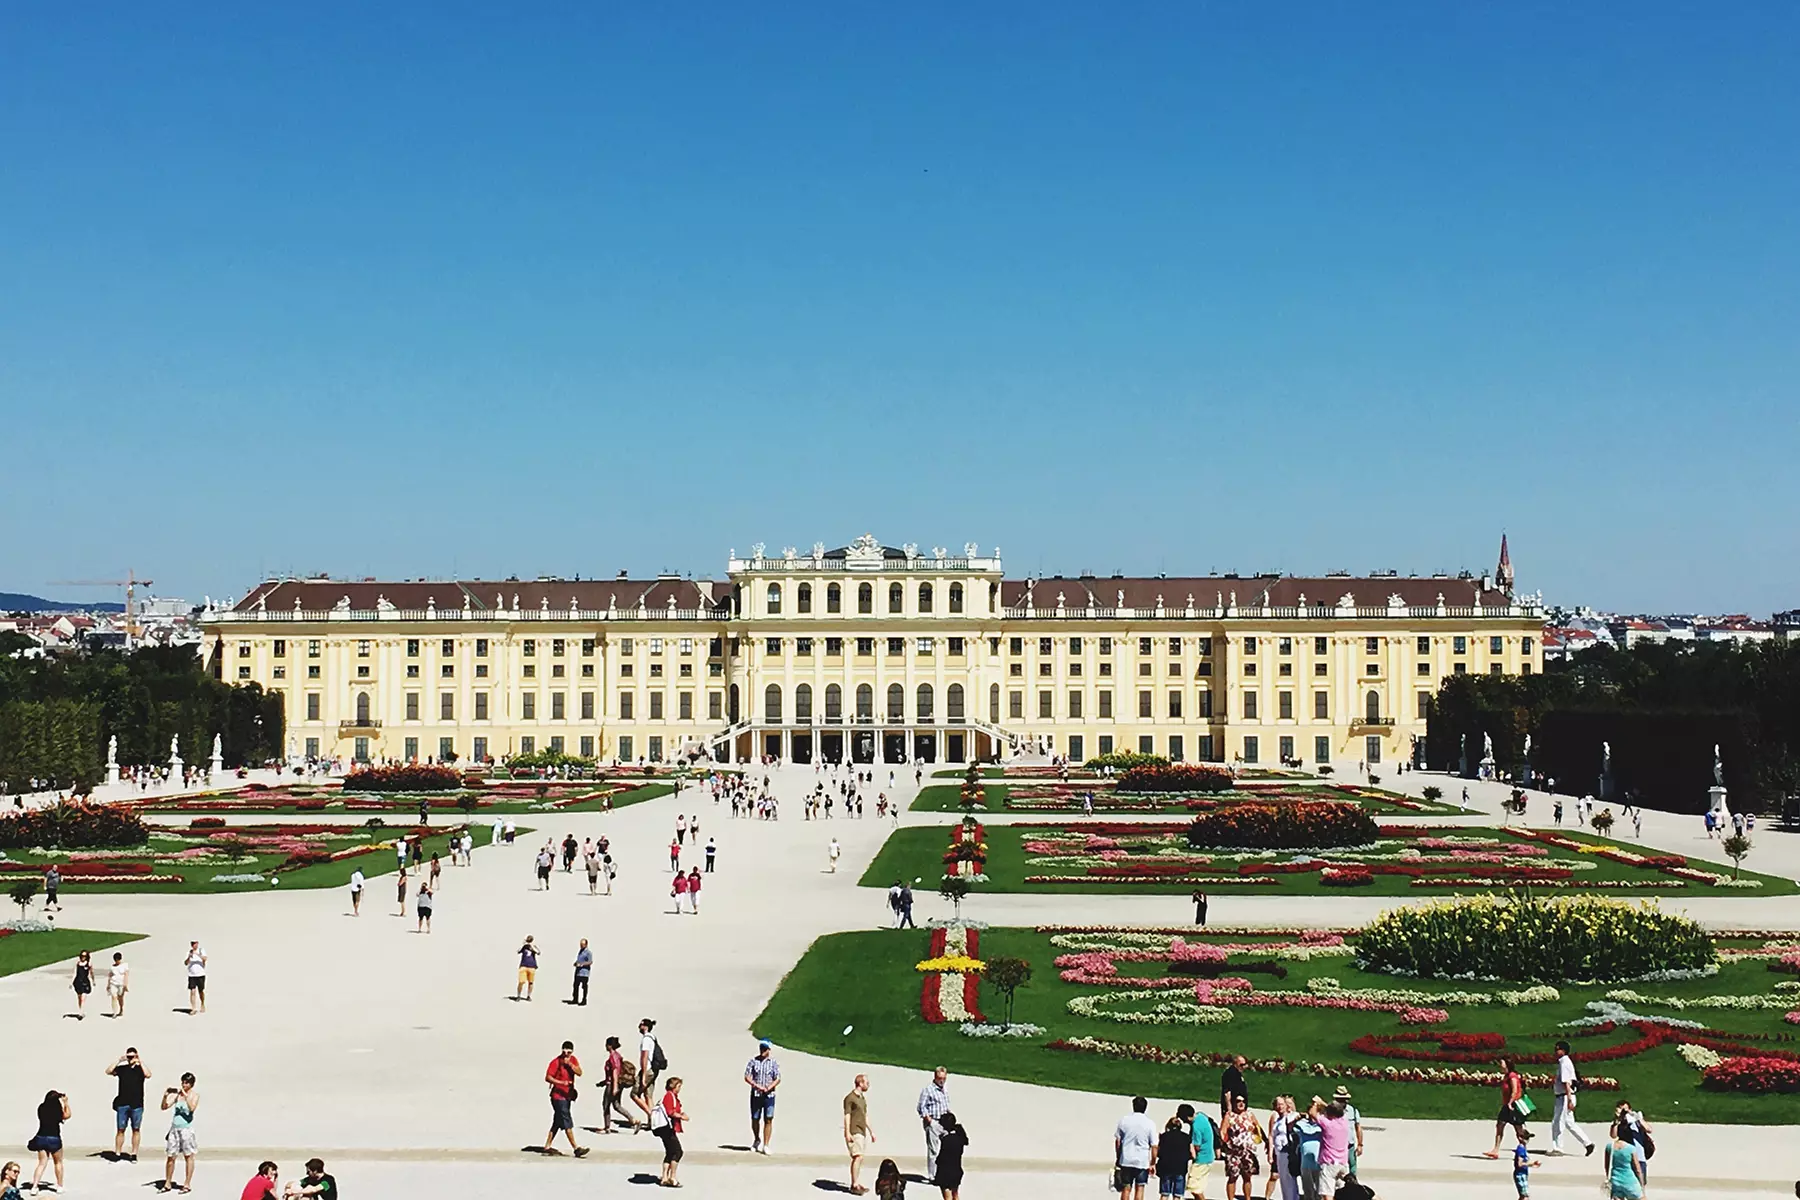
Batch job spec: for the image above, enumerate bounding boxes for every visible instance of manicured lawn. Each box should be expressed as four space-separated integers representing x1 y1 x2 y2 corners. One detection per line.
860 823 1799 897
0 927 145 977
911 781 1464 816
147 782 671 817
756 927 1800 1123
0 824 533 894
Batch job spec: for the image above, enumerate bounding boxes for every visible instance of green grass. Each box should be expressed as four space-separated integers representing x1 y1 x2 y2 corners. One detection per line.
931 766 1006 779
756 927 1800 1123
1 825 533 894
0 927 145 976
911 781 1464 816
859 823 1799 897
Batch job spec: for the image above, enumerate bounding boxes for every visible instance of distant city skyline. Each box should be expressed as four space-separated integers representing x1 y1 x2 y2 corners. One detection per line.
3 5 1797 613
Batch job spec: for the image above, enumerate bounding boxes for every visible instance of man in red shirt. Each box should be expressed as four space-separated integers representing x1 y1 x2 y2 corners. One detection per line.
543 1040 588 1157
240 1161 280 1200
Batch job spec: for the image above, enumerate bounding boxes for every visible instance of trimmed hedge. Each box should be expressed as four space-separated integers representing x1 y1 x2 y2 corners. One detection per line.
1116 764 1234 794
1084 752 1167 772
1184 801 1379 850
1357 894 1718 983
0 801 148 850
342 765 462 793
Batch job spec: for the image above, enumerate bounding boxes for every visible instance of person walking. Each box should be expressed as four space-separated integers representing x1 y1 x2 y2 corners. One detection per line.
670 870 689 914
843 1074 876 1195
1156 1113 1193 1200
745 1039 780 1153
828 837 842 873
43 865 61 914
1191 890 1209 927
898 883 915 929
183 942 208 1015
348 868 364 916
1114 1095 1157 1200
633 1019 665 1127
1221 1095 1263 1200
541 1040 588 1157
685 867 702 913
1549 1041 1594 1156
396 865 409 916
415 881 434 933
562 833 579 873
585 851 601 895
933 1113 968 1200
1220 1055 1249 1124
160 1072 199 1194
1486 1056 1530 1158
887 881 903 929
106 950 130 1018
917 1067 950 1182
1511 1129 1542 1200
675 814 688 846
602 1037 637 1133
1182 1102 1216 1200
1603 1122 1645 1199
571 939 593 1006
704 838 716 873
652 1078 687 1187
107 1046 151 1161
535 845 554 891
604 853 616 895
27 1090 69 1194
70 951 93 1019
516 936 539 1001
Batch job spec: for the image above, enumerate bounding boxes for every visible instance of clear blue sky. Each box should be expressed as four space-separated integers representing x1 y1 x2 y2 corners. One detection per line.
4 4 1796 615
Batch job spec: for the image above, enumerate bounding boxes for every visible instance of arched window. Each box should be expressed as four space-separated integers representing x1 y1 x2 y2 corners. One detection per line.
919 582 934 613
825 683 842 721
766 583 781 615
855 683 874 720
888 582 903 614
1366 690 1381 721
887 682 905 721
355 692 371 723
796 683 813 722
989 683 1000 723
917 683 934 721
948 683 965 722
797 583 812 614
827 583 842 614
857 583 873 614
949 583 964 613
764 684 782 724
728 684 740 723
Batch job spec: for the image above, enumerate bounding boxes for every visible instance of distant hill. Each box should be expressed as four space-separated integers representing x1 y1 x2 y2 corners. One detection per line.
0 592 125 613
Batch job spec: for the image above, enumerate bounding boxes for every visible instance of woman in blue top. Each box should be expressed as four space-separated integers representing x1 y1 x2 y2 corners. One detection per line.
1604 1124 1645 1200
1177 1103 1215 1200
1292 1099 1325 1200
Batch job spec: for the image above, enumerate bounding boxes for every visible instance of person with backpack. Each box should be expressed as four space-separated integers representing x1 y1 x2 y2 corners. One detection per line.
1155 1114 1192 1199
601 1036 637 1133
1178 1102 1216 1200
633 1019 667 1127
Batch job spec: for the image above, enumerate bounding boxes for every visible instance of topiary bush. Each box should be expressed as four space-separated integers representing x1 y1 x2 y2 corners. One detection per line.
0 801 147 849
1357 894 1717 983
1185 801 1379 850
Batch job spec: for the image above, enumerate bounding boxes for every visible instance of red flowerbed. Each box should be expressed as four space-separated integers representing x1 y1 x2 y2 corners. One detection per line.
919 928 985 1024
1352 1022 1800 1069
341 764 462 792
1116 764 1234 794
1702 1056 1800 1094
1187 801 1379 850
1321 868 1374 887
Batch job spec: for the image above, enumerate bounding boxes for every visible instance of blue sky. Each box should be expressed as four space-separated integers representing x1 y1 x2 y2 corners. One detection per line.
3 4 1796 614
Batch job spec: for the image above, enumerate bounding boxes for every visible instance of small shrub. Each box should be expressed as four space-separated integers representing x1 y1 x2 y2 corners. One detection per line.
10 879 40 916
1186 801 1379 850
342 765 461 793
1084 752 1168 772
1116 764 1235 794
1421 785 1444 802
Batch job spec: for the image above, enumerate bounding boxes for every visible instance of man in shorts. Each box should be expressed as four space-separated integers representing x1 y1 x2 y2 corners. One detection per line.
843 1073 876 1194
107 1047 150 1161
542 1040 588 1157
107 951 131 1018
745 1038 780 1153
44 865 61 912
184 941 208 1014
633 1018 661 1125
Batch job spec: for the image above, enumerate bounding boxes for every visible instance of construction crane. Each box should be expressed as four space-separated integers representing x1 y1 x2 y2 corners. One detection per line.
48 570 155 648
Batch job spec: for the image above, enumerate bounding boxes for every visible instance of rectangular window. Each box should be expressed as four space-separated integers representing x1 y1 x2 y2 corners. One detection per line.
1244 636 1257 654
618 736 632 761
1314 636 1327 655
1522 636 1535 655
404 737 419 760
826 637 844 656
519 736 535 756
1279 735 1294 763
1038 690 1053 719
620 638 634 655
522 639 536 657
948 636 965 655
1099 734 1114 755
765 638 782 655
1314 691 1329 719
441 664 454 678
439 737 455 761
1069 734 1084 762
1168 637 1182 655
1491 636 1505 654
1418 662 1431 676
237 666 251 679
679 692 693 720
405 692 420 721
1010 637 1023 655
1139 735 1155 754
1314 662 1327 677
521 693 536 720
1069 636 1082 654
1278 637 1291 655
1315 736 1330 764
1278 691 1293 720
856 638 874 656
1418 690 1432 717
441 692 455 720
581 638 595 657
1243 661 1257 676
1009 691 1023 720
796 637 813 655
1278 663 1291 677
1490 663 1503 676
552 639 566 658
406 639 419 657
579 736 594 757
887 638 904 656
475 692 489 720
1522 662 1533 675
620 692 634 719
1068 690 1083 718
551 692 565 720
1039 637 1053 655
917 637 935 654
1366 663 1379 676
709 638 723 658
304 736 320 759
581 692 595 720
1199 689 1213 718
548 736 564 754
679 638 693 655
1454 636 1467 654
1169 734 1184 762
708 692 722 721
1100 637 1113 654
272 639 286 657
305 693 320 720
1366 636 1380 654
1243 691 1259 720
1197 662 1211 676
649 638 663 654
406 664 420 679
358 640 371 658
1138 637 1152 655
472 736 487 761
1098 690 1113 719
1197 734 1214 761
1416 636 1430 655
1069 662 1082 676
308 639 321 658
522 664 535 678
1138 689 1153 718
1243 735 1259 764
1454 663 1467 674
475 638 489 657
1166 689 1182 718
1039 662 1052 676
649 692 664 719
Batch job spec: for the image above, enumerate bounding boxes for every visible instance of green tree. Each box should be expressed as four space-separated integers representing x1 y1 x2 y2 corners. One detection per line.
1722 832 1752 880
937 876 972 920
984 955 1033 1029
1421 785 1443 801
10 879 40 917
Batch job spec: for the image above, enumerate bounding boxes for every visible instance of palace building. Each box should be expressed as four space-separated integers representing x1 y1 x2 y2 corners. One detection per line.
201 534 1542 768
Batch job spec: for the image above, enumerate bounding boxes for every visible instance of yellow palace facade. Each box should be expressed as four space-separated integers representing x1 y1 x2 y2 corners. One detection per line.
201 534 1542 768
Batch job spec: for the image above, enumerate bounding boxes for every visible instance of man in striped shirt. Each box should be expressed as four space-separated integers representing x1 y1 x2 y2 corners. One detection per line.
917 1066 950 1180
745 1039 782 1153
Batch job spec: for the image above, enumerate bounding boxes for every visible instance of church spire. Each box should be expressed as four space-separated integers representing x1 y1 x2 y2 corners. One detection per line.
1496 533 1514 595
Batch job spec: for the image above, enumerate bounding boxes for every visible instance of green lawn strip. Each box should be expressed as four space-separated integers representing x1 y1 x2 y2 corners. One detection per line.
150 783 671 818
910 782 1462 817
0 928 146 977
755 928 1800 1124
931 767 1007 779
1 825 533 895
858 824 1798 897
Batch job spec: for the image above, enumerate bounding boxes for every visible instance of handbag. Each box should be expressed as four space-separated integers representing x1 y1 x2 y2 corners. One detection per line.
1514 1095 1537 1118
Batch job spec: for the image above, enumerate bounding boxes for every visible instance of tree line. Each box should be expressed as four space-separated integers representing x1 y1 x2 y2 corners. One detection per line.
0 638 285 792
1425 638 1800 814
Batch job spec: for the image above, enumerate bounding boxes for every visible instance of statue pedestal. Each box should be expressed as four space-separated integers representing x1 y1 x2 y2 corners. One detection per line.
1708 785 1731 823
106 764 120 787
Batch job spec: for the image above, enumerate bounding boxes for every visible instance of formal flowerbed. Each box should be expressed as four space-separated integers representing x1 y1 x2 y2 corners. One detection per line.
1187 801 1380 849
1116 763 1235 793
127 781 646 815
919 926 985 1024
942 821 989 880
342 764 462 791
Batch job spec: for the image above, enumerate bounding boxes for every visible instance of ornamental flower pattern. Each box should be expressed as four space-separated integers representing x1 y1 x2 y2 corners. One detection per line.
918 927 985 1025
